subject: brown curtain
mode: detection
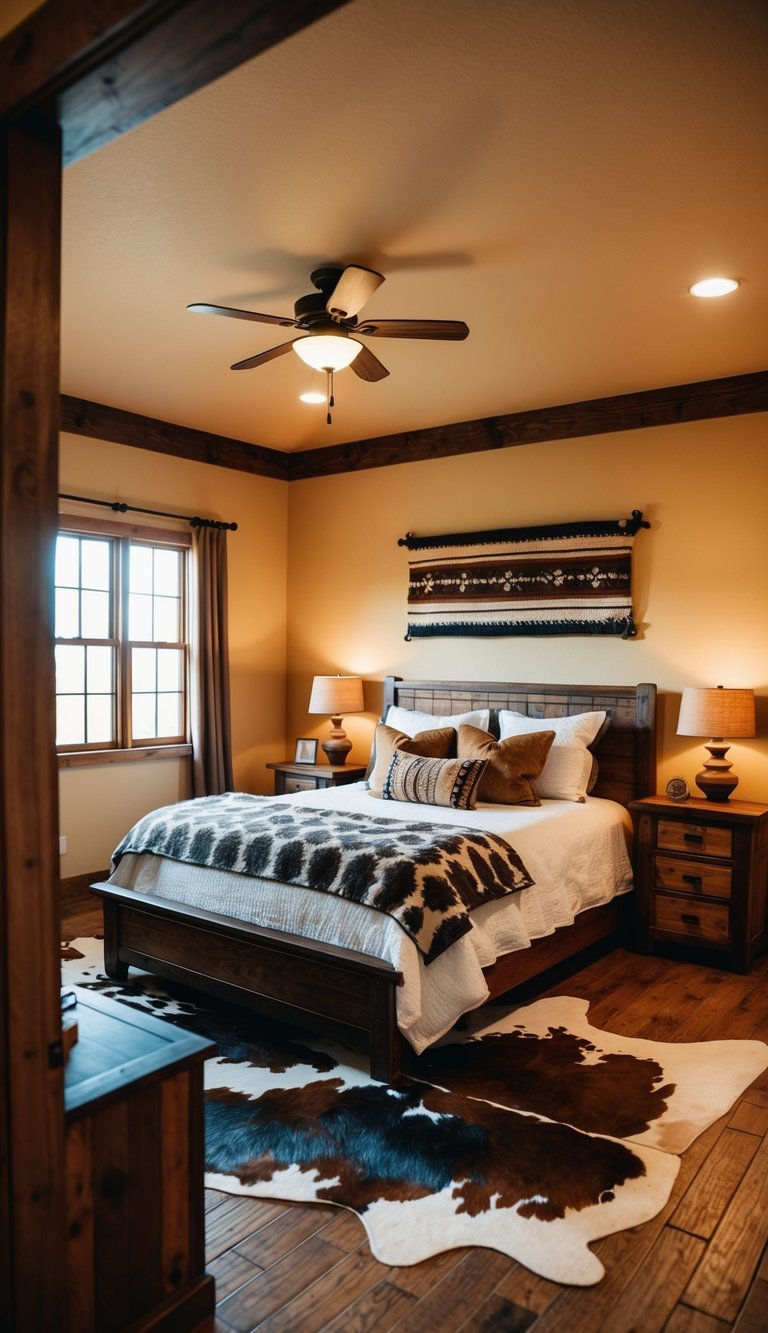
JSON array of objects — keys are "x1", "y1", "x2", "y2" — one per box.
[{"x1": 190, "y1": 524, "x2": 235, "y2": 795}]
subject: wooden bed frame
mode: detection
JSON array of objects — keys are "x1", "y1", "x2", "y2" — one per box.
[{"x1": 92, "y1": 678, "x2": 657, "y2": 1080}]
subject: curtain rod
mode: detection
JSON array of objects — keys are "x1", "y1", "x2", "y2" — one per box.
[{"x1": 59, "y1": 493, "x2": 238, "y2": 531}]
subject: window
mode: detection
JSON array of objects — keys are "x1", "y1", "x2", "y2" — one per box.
[{"x1": 55, "y1": 519, "x2": 190, "y2": 753}]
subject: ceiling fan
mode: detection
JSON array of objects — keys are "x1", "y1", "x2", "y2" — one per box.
[{"x1": 187, "y1": 264, "x2": 469, "y2": 422}]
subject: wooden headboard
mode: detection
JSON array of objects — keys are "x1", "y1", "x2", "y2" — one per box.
[{"x1": 381, "y1": 678, "x2": 657, "y2": 807}]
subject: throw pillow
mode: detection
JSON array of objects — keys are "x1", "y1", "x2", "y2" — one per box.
[
  {"x1": 368, "y1": 723, "x2": 457, "y2": 797},
  {"x1": 457, "y1": 724, "x2": 556, "y2": 805},
  {"x1": 384, "y1": 704, "x2": 490, "y2": 737},
  {"x1": 382, "y1": 751, "x2": 487, "y2": 810},
  {"x1": 498, "y1": 709, "x2": 608, "y2": 802}
]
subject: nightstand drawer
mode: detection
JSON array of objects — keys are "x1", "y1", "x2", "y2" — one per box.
[
  {"x1": 653, "y1": 854, "x2": 732, "y2": 899},
  {"x1": 657, "y1": 819, "x2": 732, "y2": 858},
  {"x1": 653, "y1": 894, "x2": 730, "y2": 943},
  {"x1": 267, "y1": 761, "x2": 368, "y2": 796}
]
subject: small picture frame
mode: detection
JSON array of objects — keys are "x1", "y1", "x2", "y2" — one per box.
[{"x1": 294, "y1": 737, "x2": 317, "y2": 764}]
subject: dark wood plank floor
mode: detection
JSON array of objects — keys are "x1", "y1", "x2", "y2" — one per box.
[{"x1": 62, "y1": 895, "x2": 768, "y2": 1332}]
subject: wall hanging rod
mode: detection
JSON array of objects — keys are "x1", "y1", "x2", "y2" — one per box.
[{"x1": 59, "y1": 493, "x2": 238, "y2": 531}]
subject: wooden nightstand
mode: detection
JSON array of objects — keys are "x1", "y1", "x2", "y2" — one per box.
[
  {"x1": 629, "y1": 795, "x2": 768, "y2": 972},
  {"x1": 266, "y1": 760, "x2": 368, "y2": 795}
]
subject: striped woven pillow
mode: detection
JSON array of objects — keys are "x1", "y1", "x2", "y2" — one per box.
[{"x1": 382, "y1": 751, "x2": 487, "y2": 810}]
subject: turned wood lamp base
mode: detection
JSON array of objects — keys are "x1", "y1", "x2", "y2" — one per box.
[
  {"x1": 321, "y1": 715, "x2": 353, "y2": 766},
  {"x1": 694, "y1": 740, "x2": 739, "y2": 802}
]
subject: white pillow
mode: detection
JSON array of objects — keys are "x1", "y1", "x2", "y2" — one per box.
[
  {"x1": 498, "y1": 709, "x2": 607, "y2": 802},
  {"x1": 385, "y1": 704, "x2": 490, "y2": 737}
]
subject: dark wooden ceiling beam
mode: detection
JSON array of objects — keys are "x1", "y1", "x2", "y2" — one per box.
[
  {"x1": 0, "y1": 0, "x2": 352, "y2": 164},
  {"x1": 287, "y1": 370, "x2": 768, "y2": 479},
  {"x1": 61, "y1": 369, "x2": 768, "y2": 482},
  {"x1": 61, "y1": 394, "x2": 290, "y2": 479}
]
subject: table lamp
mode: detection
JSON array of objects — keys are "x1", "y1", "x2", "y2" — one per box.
[
  {"x1": 677, "y1": 685, "x2": 755, "y2": 801},
  {"x1": 308, "y1": 674, "x2": 364, "y2": 765}
]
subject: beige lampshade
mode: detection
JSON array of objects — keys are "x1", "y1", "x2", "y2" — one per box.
[
  {"x1": 308, "y1": 675, "x2": 364, "y2": 716},
  {"x1": 677, "y1": 687, "x2": 755, "y2": 739}
]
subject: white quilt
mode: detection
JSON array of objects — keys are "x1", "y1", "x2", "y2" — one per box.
[{"x1": 108, "y1": 782, "x2": 632, "y2": 1053}]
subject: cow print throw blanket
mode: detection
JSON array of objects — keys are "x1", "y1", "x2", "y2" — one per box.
[
  {"x1": 62, "y1": 938, "x2": 768, "y2": 1286},
  {"x1": 111, "y1": 792, "x2": 534, "y2": 963}
]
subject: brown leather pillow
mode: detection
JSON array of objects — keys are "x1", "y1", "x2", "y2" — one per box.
[
  {"x1": 368, "y1": 723, "x2": 457, "y2": 797},
  {"x1": 457, "y1": 724, "x2": 556, "y2": 805}
]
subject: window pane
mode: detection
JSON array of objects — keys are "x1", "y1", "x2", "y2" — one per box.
[
  {"x1": 130, "y1": 545, "x2": 153, "y2": 594},
  {"x1": 56, "y1": 696, "x2": 84, "y2": 746},
  {"x1": 132, "y1": 647, "x2": 156, "y2": 692},
  {"x1": 86, "y1": 645, "x2": 114, "y2": 694},
  {"x1": 57, "y1": 529, "x2": 187, "y2": 752},
  {"x1": 157, "y1": 648, "x2": 182, "y2": 692},
  {"x1": 153, "y1": 595, "x2": 179, "y2": 642},
  {"x1": 132, "y1": 694, "x2": 156, "y2": 739},
  {"x1": 81, "y1": 589, "x2": 110, "y2": 639},
  {"x1": 81, "y1": 539, "x2": 111, "y2": 591},
  {"x1": 55, "y1": 536, "x2": 80, "y2": 588},
  {"x1": 55, "y1": 587, "x2": 79, "y2": 638},
  {"x1": 129, "y1": 592, "x2": 153, "y2": 640},
  {"x1": 154, "y1": 548, "x2": 179, "y2": 596},
  {"x1": 86, "y1": 694, "x2": 114, "y2": 744},
  {"x1": 55, "y1": 644, "x2": 84, "y2": 694},
  {"x1": 157, "y1": 693, "x2": 182, "y2": 738}
]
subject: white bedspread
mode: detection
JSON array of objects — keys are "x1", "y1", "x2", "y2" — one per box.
[{"x1": 108, "y1": 782, "x2": 632, "y2": 1053}]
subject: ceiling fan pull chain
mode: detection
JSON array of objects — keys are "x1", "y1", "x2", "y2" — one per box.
[{"x1": 326, "y1": 367, "x2": 334, "y2": 425}]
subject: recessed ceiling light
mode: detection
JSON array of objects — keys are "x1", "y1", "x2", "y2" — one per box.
[
  {"x1": 299, "y1": 391, "x2": 325, "y2": 404},
  {"x1": 689, "y1": 277, "x2": 740, "y2": 299}
]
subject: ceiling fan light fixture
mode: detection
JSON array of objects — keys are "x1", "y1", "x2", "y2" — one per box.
[
  {"x1": 293, "y1": 333, "x2": 363, "y2": 372},
  {"x1": 299, "y1": 390, "x2": 326, "y2": 404}
]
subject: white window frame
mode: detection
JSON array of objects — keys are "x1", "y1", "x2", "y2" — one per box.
[{"x1": 55, "y1": 514, "x2": 192, "y2": 766}]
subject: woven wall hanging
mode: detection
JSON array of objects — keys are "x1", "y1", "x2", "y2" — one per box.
[{"x1": 399, "y1": 510, "x2": 649, "y2": 640}]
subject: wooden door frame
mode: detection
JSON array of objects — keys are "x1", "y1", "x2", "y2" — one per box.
[{"x1": 0, "y1": 3, "x2": 351, "y2": 1327}]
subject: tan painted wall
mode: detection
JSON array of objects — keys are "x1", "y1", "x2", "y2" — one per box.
[
  {"x1": 286, "y1": 412, "x2": 768, "y2": 803},
  {"x1": 59, "y1": 409, "x2": 768, "y2": 876},
  {"x1": 59, "y1": 433, "x2": 287, "y2": 874},
  {"x1": 0, "y1": 0, "x2": 40, "y2": 39}
]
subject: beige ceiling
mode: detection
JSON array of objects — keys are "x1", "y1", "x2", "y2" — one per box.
[{"x1": 59, "y1": 0, "x2": 768, "y2": 453}]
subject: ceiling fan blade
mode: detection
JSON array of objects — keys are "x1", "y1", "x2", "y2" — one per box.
[
  {"x1": 230, "y1": 340, "x2": 297, "y2": 371},
  {"x1": 355, "y1": 319, "x2": 469, "y2": 340},
  {"x1": 326, "y1": 266, "x2": 385, "y2": 320},
  {"x1": 350, "y1": 343, "x2": 389, "y2": 382},
  {"x1": 188, "y1": 302, "x2": 297, "y2": 327}
]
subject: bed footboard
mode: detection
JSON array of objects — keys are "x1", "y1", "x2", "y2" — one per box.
[{"x1": 92, "y1": 883, "x2": 404, "y2": 1082}]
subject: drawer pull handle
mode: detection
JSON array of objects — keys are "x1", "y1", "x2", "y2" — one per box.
[
  {"x1": 682, "y1": 874, "x2": 703, "y2": 887},
  {"x1": 681, "y1": 913, "x2": 700, "y2": 925},
  {"x1": 683, "y1": 832, "x2": 704, "y2": 844}
]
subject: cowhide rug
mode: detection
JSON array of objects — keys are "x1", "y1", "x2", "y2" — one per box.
[{"x1": 61, "y1": 937, "x2": 768, "y2": 1286}]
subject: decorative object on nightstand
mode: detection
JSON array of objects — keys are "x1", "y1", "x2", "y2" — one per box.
[
  {"x1": 676, "y1": 685, "x2": 755, "y2": 801},
  {"x1": 665, "y1": 777, "x2": 690, "y2": 802},
  {"x1": 308, "y1": 674, "x2": 364, "y2": 765},
  {"x1": 629, "y1": 795, "x2": 768, "y2": 973},
  {"x1": 294, "y1": 737, "x2": 318, "y2": 764}
]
